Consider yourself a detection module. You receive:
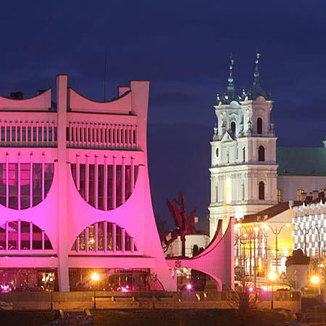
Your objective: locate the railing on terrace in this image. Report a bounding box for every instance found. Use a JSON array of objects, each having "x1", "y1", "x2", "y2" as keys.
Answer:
[
  {"x1": 66, "y1": 122, "x2": 138, "y2": 150},
  {"x1": 0, "y1": 121, "x2": 57, "y2": 147}
]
